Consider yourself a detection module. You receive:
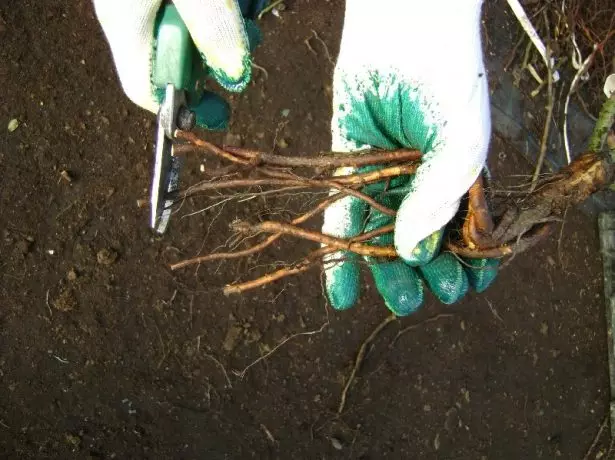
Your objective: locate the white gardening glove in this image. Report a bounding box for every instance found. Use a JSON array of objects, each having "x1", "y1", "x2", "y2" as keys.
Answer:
[
  {"x1": 94, "y1": 0, "x2": 263, "y2": 124},
  {"x1": 322, "y1": 0, "x2": 496, "y2": 315}
]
